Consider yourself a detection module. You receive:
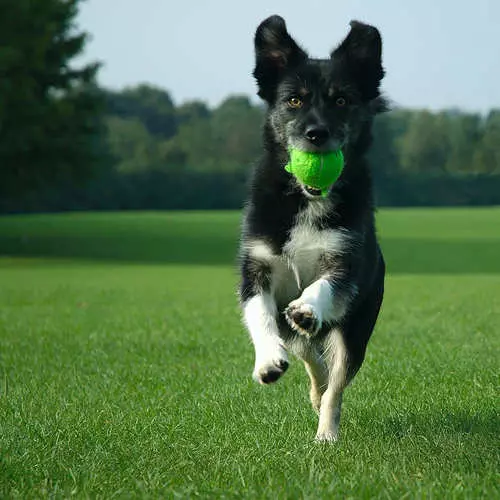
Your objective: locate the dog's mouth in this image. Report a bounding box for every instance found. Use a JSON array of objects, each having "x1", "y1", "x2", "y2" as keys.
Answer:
[
  {"x1": 303, "y1": 185, "x2": 322, "y2": 197},
  {"x1": 298, "y1": 183, "x2": 327, "y2": 199}
]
